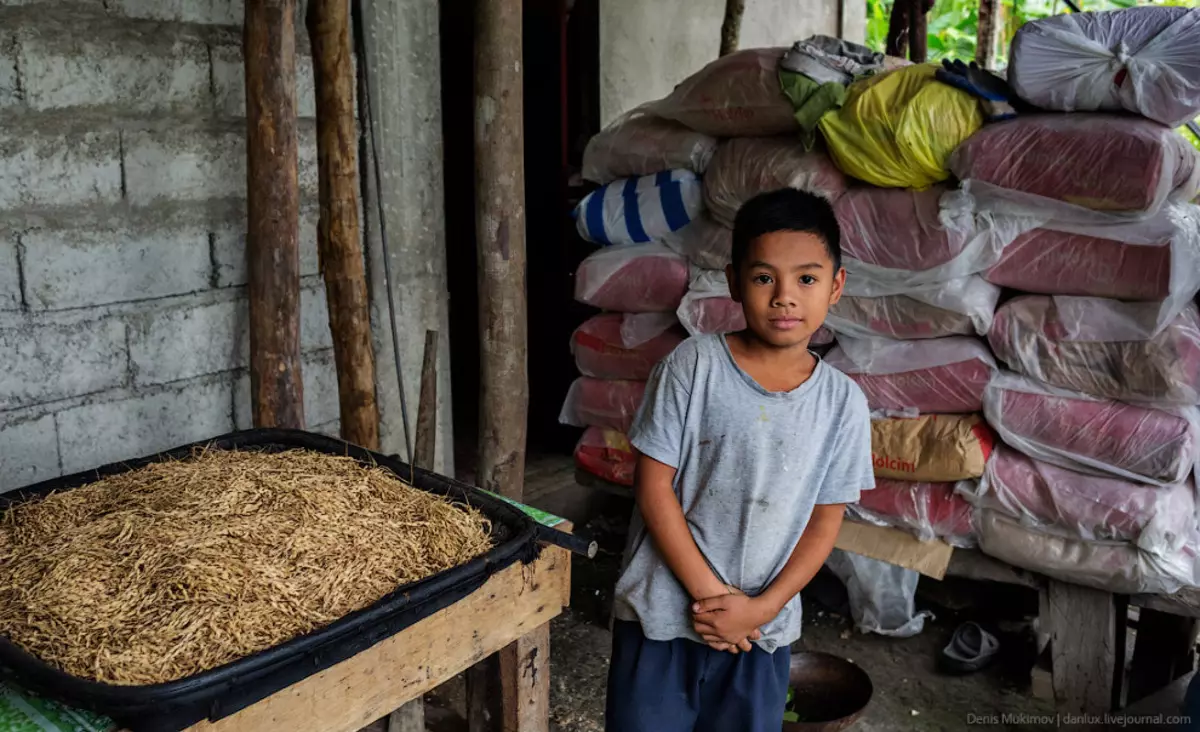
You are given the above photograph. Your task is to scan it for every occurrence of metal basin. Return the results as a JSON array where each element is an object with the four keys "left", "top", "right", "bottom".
[{"left": 782, "top": 652, "right": 873, "bottom": 732}]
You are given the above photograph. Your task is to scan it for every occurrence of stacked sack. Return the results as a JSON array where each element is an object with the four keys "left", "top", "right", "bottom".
[{"left": 957, "top": 6, "right": 1200, "bottom": 594}]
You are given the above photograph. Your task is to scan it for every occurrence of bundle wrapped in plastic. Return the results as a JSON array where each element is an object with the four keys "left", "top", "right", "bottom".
[
  {"left": 827, "top": 276, "right": 999, "bottom": 340},
  {"left": 575, "top": 243, "right": 690, "bottom": 313},
  {"left": 950, "top": 115, "right": 1200, "bottom": 214},
  {"left": 817, "top": 63, "right": 983, "bottom": 189},
  {"left": 574, "top": 170, "right": 704, "bottom": 248},
  {"left": 572, "top": 314, "right": 684, "bottom": 381},
  {"left": 977, "top": 510, "right": 1195, "bottom": 595},
  {"left": 988, "top": 297, "right": 1200, "bottom": 407},
  {"left": 582, "top": 108, "right": 718, "bottom": 185},
  {"left": 870, "top": 414, "right": 995, "bottom": 483},
  {"left": 558, "top": 378, "right": 646, "bottom": 433},
  {"left": 984, "top": 203, "right": 1200, "bottom": 304},
  {"left": 574, "top": 427, "right": 636, "bottom": 486},
  {"left": 826, "top": 336, "right": 995, "bottom": 414},
  {"left": 648, "top": 48, "right": 798, "bottom": 138},
  {"left": 970, "top": 446, "right": 1195, "bottom": 557},
  {"left": 851, "top": 479, "right": 976, "bottom": 547},
  {"left": 1009, "top": 7, "right": 1200, "bottom": 128},
  {"left": 703, "top": 137, "right": 847, "bottom": 227},
  {"left": 677, "top": 268, "right": 745, "bottom": 336},
  {"left": 673, "top": 215, "right": 732, "bottom": 270},
  {"left": 983, "top": 371, "right": 1200, "bottom": 486}
]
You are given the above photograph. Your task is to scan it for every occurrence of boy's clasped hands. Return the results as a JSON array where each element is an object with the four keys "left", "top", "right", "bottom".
[{"left": 691, "top": 584, "right": 779, "bottom": 654}]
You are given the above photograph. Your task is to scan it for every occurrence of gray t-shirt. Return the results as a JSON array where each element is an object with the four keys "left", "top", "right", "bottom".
[{"left": 613, "top": 334, "right": 875, "bottom": 652}]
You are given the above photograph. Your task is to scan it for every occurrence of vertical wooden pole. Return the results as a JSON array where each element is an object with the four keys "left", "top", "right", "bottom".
[
  {"left": 1043, "top": 580, "right": 1121, "bottom": 714},
  {"left": 246, "top": 0, "right": 304, "bottom": 429},
  {"left": 975, "top": 0, "right": 1001, "bottom": 69},
  {"left": 307, "top": 0, "right": 380, "bottom": 449},
  {"left": 719, "top": 0, "right": 746, "bottom": 57},
  {"left": 907, "top": 0, "right": 928, "bottom": 63},
  {"left": 470, "top": 1, "right": 548, "bottom": 731},
  {"left": 885, "top": 0, "right": 909, "bottom": 58}
]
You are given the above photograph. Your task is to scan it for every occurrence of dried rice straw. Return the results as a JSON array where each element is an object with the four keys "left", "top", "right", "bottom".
[{"left": 0, "top": 448, "right": 492, "bottom": 685}]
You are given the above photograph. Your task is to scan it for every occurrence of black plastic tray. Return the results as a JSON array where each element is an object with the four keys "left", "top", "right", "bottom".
[{"left": 0, "top": 428, "right": 541, "bottom": 732}]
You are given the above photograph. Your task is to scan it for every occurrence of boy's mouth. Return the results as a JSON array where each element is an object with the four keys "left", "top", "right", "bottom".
[{"left": 768, "top": 316, "right": 804, "bottom": 331}]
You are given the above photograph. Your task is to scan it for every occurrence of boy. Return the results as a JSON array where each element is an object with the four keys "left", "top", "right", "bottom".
[{"left": 605, "top": 188, "right": 875, "bottom": 732}]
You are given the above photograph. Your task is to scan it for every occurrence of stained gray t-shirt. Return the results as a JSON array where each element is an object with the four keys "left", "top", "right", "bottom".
[{"left": 613, "top": 334, "right": 874, "bottom": 652}]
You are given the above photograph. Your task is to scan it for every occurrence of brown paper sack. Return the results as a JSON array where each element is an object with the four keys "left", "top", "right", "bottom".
[{"left": 871, "top": 414, "right": 995, "bottom": 482}]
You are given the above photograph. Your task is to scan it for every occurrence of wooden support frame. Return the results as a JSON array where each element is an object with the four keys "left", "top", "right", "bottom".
[
  {"left": 245, "top": 0, "right": 304, "bottom": 429},
  {"left": 975, "top": 0, "right": 1002, "bottom": 69},
  {"left": 907, "top": 0, "right": 928, "bottom": 63},
  {"left": 1041, "top": 580, "right": 1123, "bottom": 715}
]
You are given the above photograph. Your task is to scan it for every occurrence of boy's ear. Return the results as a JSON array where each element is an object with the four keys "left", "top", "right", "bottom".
[
  {"left": 724, "top": 264, "right": 742, "bottom": 303},
  {"left": 829, "top": 267, "right": 846, "bottom": 306}
]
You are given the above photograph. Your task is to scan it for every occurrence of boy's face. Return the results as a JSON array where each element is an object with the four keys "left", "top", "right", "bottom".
[{"left": 725, "top": 230, "right": 845, "bottom": 350}]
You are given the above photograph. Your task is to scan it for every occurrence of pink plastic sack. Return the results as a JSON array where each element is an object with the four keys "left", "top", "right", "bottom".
[
  {"left": 559, "top": 378, "right": 646, "bottom": 433},
  {"left": 852, "top": 480, "right": 976, "bottom": 547},
  {"left": 826, "top": 277, "right": 998, "bottom": 340},
  {"left": 835, "top": 185, "right": 975, "bottom": 272},
  {"left": 674, "top": 215, "right": 732, "bottom": 270},
  {"left": 988, "top": 297, "right": 1200, "bottom": 406},
  {"left": 974, "top": 446, "right": 1196, "bottom": 555},
  {"left": 572, "top": 314, "right": 684, "bottom": 381},
  {"left": 649, "top": 48, "right": 798, "bottom": 138},
  {"left": 950, "top": 115, "right": 1200, "bottom": 213},
  {"left": 983, "top": 372, "right": 1199, "bottom": 486},
  {"left": 575, "top": 243, "right": 689, "bottom": 313},
  {"left": 703, "top": 137, "right": 847, "bottom": 227},
  {"left": 582, "top": 108, "right": 718, "bottom": 185},
  {"left": 977, "top": 510, "right": 1195, "bottom": 595},
  {"left": 826, "top": 336, "right": 995, "bottom": 414},
  {"left": 574, "top": 427, "right": 636, "bottom": 486}
]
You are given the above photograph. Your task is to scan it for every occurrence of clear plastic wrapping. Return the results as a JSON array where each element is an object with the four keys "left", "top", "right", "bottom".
[
  {"left": 983, "top": 371, "right": 1200, "bottom": 486},
  {"left": 870, "top": 414, "right": 995, "bottom": 483},
  {"left": 988, "top": 297, "right": 1200, "bottom": 407},
  {"left": 558, "top": 378, "right": 647, "bottom": 433},
  {"left": 851, "top": 479, "right": 977, "bottom": 548},
  {"left": 828, "top": 276, "right": 999, "bottom": 340},
  {"left": 582, "top": 107, "right": 718, "bottom": 185},
  {"left": 1009, "top": 7, "right": 1200, "bottom": 128},
  {"left": 574, "top": 427, "right": 636, "bottom": 487},
  {"left": 572, "top": 314, "right": 684, "bottom": 381},
  {"left": 574, "top": 170, "right": 704, "bottom": 248},
  {"left": 703, "top": 137, "right": 847, "bottom": 227},
  {"left": 676, "top": 268, "right": 745, "bottom": 336},
  {"left": 826, "top": 335, "right": 995, "bottom": 414},
  {"left": 648, "top": 48, "right": 798, "bottom": 138},
  {"left": 574, "top": 243, "right": 690, "bottom": 313},
  {"left": 672, "top": 214, "right": 733, "bottom": 271},
  {"left": 969, "top": 446, "right": 1196, "bottom": 557},
  {"left": 950, "top": 115, "right": 1200, "bottom": 214}
]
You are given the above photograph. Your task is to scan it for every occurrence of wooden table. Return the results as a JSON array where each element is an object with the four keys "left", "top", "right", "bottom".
[{"left": 182, "top": 545, "right": 571, "bottom": 732}]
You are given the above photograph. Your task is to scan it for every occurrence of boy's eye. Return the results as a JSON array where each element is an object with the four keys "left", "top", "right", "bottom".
[
  {"left": 753, "top": 274, "right": 773, "bottom": 285},
  {"left": 800, "top": 275, "right": 817, "bottom": 285}
]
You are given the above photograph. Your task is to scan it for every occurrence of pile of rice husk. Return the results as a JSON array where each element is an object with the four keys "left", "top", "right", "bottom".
[{"left": 0, "top": 448, "right": 493, "bottom": 686}]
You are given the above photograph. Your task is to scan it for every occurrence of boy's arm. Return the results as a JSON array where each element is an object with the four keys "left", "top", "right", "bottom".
[{"left": 692, "top": 503, "right": 845, "bottom": 643}]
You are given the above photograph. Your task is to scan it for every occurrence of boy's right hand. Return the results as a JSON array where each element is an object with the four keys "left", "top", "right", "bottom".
[{"left": 694, "top": 585, "right": 761, "bottom": 654}]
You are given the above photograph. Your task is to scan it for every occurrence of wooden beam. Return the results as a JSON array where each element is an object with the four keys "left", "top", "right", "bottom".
[
  {"left": 719, "top": 0, "right": 746, "bottom": 57},
  {"left": 1127, "top": 609, "right": 1198, "bottom": 705},
  {"left": 885, "top": 0, "right": 909, "bottom": 58},
  {"left": 975, "top": 0, "right": 1001, "bottom": 69},
  {"left": 306, "top": 0, "right": 379, "bottom": 449},
  {"left": 1043, "top": 580, "right": 1121, "bottom": 714},
  {"left": 246, "top": 0, "right": 304, "bottom": 429},
  {"left": 907, "top": 0, "right": 928, "bottom": 63}
]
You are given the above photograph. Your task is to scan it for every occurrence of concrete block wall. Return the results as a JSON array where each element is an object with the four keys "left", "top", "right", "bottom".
[{"left": 0, "top": 0, "right": 340, "bottom": 490}]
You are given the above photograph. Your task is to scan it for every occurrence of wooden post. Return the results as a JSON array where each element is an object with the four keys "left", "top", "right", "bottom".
[
  {"left": 885, "top": 0, "right": 909, "bottom": 58},
  {"left": 469, "top": 1, "right": 547, "bottom": 731},
  {"left": 907, "top": 0, "right": 928, "bottom": 63},
  {"left": 975, "top": 0, "right": 1001, "bottom": 69},
  {"left": 719, "top": 0, "right": 746, "bottom": 57},
  {"left": 1043, "top": 580, "right": 1121, "bottom": 714},
  {"left": 1127, "top": 609, "right": 1198, "bottom": 705},
  {"left": 246, "top": 0, "right": 304, "bottom": 429},
  {"left": 306, "top": 0, "right": 380, "bottom": 449}
]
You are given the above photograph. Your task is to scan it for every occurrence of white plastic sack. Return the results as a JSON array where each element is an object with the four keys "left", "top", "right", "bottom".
[
  {"left": 582, "top": 107, "right": 718, "bottom": 185},
  {"left": 574, "top": 243, "right": 690, "bottom": 313},
  {"left": 850, "top": 479, "right": 977, "bottom": 548},
  {"left": 826, "top": 335, "right": 995, "bottom": 414},
  {"left": 828, "top": 276, "right": 1000, "bottom": 340},
  {"left": 703, "top": 137, "right": 847, "bottom": 228},
  {"left": 574, "top": 170, "right": 704, "bottom": 248},
  {"left": 976, "top": 510, "right": 1195, "bottom": 595},
  {"left": 988, "top": 297, "right": 1200, "bottom": 407},
  {"left": 825, "top": 549, "right": 933, "bottom": 638},
  {"left": 676, "top": 268, "right": 745, "bottom": 336},
  {"left": 672, "top": 214, "right": 732, "bottom": 271},
  {"left": 969, "top": 446, "right": 1196, "bottom": 557},
  {"left": 1010, "top": 7, "right": 1200, "bottom": 128},
  {"left": 983, "top": 371, "right": 1200, "bottom": 486}
]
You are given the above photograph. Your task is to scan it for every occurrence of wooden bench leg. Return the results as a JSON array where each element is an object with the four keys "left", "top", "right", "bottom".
[
  {"left": 1128, "top": 608, "right": 1198, "bottom": 705},
  {"left": 1042, "top": 580, "right": 1124, "bottom": 715},
  {"left": 467, "top": 624, "right": 551, "bottom": 732},
  {"left": 386, "top": 700, "right": 424, "bottom": 732}
]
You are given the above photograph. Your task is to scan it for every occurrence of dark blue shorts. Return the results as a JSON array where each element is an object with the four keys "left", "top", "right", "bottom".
[{"left": 605, "top": 620, "right": 791, "bottom": 732}]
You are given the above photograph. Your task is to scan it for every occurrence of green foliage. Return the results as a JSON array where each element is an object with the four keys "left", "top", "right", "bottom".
[{"left": 863, "top": 0, "right": 1187, "bottom": 65}]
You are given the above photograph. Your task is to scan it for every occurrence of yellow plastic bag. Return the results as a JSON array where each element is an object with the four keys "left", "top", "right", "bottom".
[{"left": 818, "top": 63, "right": 982, "bottom": 189}]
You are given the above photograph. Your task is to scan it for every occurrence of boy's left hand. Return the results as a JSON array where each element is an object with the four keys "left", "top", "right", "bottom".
[{"left": 691, "top": 594, "right": 778, "bottom": 648}]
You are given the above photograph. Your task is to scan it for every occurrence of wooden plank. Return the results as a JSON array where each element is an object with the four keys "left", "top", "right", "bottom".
[
  {"left": 185, "top": 547, "right": 570, "bottom": 732},
  {"left": 246, "top": 0, "right": 304, "bottom": 430},
  {"left": 1127, "top": 609, "right": 1198, "bottom": 705},
  {"left": 306, "top": 0, "right": 379, "bottom": 449},
  {"left": 945, "top": 548, "right": 1042, "bottom": 589},
  {"left": 1133, "top": 587, "right": 1200, "bottom": 620},
  {"left": 499, "top": 615, "right": 551, "bottom": 732},
  {"left": 1043, "top": 579, "right": 1121, "bottom": 715}
]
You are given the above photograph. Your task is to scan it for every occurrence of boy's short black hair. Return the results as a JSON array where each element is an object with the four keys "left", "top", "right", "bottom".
[{"left": 730, "top": 188, "right": 842, "bottom": 273}]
